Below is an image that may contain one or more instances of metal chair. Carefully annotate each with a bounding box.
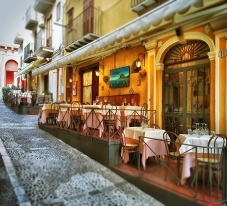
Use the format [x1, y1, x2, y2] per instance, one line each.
[46, 103, 59, 125]
[101, 102, 118, 139]
[130, 103, 148, 127]
[192, 134, 227, 193]
[70, 101, 83, 131]
[163, 131, 184, 180]
[118, 127, 139, 164]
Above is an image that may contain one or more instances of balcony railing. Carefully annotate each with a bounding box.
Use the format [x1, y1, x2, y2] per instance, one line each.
[64, 7, 101, 52]
[34, 29, 54, 57]
[23, 43, 37, 63]
[25, 6, 38, 30]
[35, 30, 45, 51]
[34, 0, 55, 14]
[131, 0, 161, 13]
[131, 0, 146, 7]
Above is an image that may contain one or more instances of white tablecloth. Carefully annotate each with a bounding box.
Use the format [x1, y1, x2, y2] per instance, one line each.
[179, 134, 213, 184]
[179, 134, 212, 154]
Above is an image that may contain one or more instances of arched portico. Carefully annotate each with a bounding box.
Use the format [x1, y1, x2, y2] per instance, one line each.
[155, 32, 215, 132]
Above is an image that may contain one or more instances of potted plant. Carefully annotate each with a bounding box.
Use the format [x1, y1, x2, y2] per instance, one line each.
[2, 87, 11, 102]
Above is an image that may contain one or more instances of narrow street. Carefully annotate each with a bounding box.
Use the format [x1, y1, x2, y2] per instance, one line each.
[0, 100, 163, 206]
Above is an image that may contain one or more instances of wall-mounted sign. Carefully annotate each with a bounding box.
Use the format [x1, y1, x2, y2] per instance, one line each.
[218, 49, 227, 58]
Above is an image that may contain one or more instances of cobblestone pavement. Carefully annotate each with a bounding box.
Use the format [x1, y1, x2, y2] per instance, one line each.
[0, 101, 164, 206]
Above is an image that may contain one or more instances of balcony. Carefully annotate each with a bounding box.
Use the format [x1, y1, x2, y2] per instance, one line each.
[64, 7, 101, 53]
[25, 6, 38, 30]
[34, 30, 54, 58]
[34, 0, 56, 14]
[13, 34, 24, 45]
[131, 0, 160, 13]
[23, 43, 37, 63]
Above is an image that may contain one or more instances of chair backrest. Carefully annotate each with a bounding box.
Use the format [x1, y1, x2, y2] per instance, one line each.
[71, 101, 83, 116]
[37, 96, 45, 104]
[51, 102, 59, 112]
[149, 124, 160, 129]
[102, 101, 115, 106]
[71, 101, 82, 107]
[163, 131, 181, 155]
[118, 127, 126, 147]
[101, 104, 118, 120]
[207, 134, 227, 161]
[208, 134, 227, 147]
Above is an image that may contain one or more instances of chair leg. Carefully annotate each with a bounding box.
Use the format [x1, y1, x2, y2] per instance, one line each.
[177, 158, 181, 177]
[208, 165, 213, 198]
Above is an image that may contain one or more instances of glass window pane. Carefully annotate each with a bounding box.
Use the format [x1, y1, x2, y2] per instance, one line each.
[83, 71, 92, 86]
[83, 86, 92, 104]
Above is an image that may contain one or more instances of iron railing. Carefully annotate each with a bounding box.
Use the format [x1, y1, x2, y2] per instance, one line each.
[131, 0, 145, 7]
[137, 136, 227, 205]
[64, 6, 102, 47]
[35, 29, 51, 51]
[39, 104, 156, 142]
[24, 43, 35, 61]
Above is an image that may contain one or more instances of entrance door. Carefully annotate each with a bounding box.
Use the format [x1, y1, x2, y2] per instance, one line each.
[80, 64, 99, 104]
[162, 40, 210, 134]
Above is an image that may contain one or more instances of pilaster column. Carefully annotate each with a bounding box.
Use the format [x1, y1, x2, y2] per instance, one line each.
[208, 51, 215, 132]
[144, 40, 158, 124]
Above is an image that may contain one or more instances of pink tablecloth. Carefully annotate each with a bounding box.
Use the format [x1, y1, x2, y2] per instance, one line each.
[57, 104, 71, 127]
[83, 112, 104, 137]
[123, 106, 142, 127]
[83, 105, 121, 138]
[123, 127, 166, 169]
[39, 104, 57, 124]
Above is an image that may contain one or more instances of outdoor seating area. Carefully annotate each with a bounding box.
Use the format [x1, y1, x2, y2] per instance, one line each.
[113, 133, 226, 205]
[37, 101, 227, 205]
[38, 101, 156, 139]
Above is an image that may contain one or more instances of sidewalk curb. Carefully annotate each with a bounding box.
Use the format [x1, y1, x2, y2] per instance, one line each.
[0, 139, 31, 206]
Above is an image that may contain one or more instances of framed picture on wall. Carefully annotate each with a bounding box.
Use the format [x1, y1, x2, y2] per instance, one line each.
[109, 66, 130, 88]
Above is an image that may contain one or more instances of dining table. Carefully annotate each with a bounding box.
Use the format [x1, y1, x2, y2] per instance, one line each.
[38, 103, 59, 124]
[57, 104, 72, 128]
[18, 92, 32, 104]
[12, 92, 32, 105]
[179, 134, 213, 184]
[123, 127, 166, 169]
[82, 105, 121, 137]
[123, 106, 143, 127]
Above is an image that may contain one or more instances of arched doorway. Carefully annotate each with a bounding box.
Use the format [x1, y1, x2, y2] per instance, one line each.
[162, 40, 210, 134]
[5, 60, 18, 87]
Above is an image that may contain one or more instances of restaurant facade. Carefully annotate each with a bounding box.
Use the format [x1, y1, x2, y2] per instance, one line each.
[13, 0, 227, 135]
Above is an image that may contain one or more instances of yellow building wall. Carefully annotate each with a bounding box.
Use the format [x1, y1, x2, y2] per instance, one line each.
[219, 36, 226, 134]
[95, 0, 137, 35]
[98, 46, 147, 106]
[71, 45, 148, 106]
[64, 0, 137, 36]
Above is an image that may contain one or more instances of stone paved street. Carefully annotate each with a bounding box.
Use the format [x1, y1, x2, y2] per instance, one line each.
[0, 101, 164, 206]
